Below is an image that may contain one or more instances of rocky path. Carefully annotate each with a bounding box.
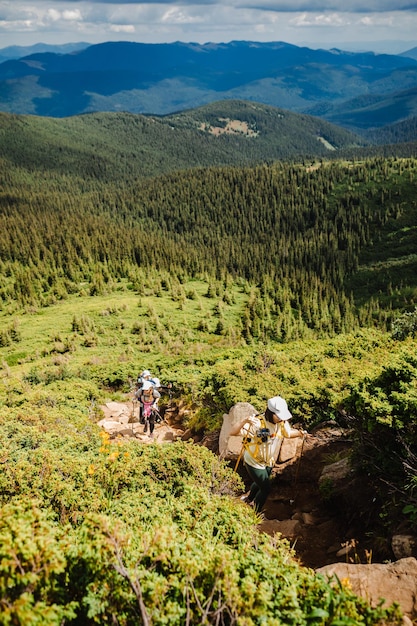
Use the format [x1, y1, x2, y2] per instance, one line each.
[98, 399, 185, 443]
[257, 426, 357, 569]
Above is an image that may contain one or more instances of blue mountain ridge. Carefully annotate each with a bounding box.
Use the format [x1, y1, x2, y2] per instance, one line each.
[0, 40, 416, 131]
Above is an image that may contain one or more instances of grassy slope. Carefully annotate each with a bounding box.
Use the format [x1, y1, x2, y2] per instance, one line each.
[1, 280, 412, 431]
[0, 279, 248, 396]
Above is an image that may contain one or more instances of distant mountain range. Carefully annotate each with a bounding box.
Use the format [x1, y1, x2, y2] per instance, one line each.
[0, 42, 90, 64]
[1, 40, 417, 136]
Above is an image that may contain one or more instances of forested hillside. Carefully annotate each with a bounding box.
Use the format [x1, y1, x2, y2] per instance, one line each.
[1, 116, 417, 338]
[0, 104, 365, 178]
[363, 115, 417, 144]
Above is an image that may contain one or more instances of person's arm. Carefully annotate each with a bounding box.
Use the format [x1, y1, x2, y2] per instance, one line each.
[229, 415, 259, 436]
[152, 389, 161, 405]
[282, 420, 306, 438]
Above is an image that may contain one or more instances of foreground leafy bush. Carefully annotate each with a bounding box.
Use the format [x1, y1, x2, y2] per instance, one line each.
[0, 436, 403, 625]
[391, 306, 417, 340]
[61, 513, 402, 626]
[0, 502, 77, 625]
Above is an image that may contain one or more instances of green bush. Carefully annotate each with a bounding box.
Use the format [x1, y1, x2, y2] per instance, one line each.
[0, 448, 403, 625]
[345, 351, 417, 530]
[391, 307, 417, 340]
[0, 501, 77, 625]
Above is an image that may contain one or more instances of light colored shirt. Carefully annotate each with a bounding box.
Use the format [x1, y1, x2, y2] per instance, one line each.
[240, 415, 296, 469]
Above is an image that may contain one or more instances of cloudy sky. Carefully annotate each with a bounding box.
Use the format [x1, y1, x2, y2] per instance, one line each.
[1, 0, 417, 54]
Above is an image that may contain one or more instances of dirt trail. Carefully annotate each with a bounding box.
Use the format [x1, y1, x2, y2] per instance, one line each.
[212, 424, 377, 569]
[258, 428, 359, 569]
[98, 398, 185, 443]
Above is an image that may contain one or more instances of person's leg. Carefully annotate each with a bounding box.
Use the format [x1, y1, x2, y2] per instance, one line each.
[247, 479, 259, 502]
[143, 403, 152, 433]
[245, 464, 272, 512]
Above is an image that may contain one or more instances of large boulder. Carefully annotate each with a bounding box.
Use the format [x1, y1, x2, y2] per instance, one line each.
[318, 456, 353, 488]
[317, 557, 417, 620]
[279, 437, 301, 462]
[219, 402, 257, 460]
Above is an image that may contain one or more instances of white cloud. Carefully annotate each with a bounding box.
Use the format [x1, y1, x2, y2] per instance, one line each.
[0, 0, 415, 52]
[162, 8, 204, 24]
[359, 15, 394, 26]
[62, 9, 83, 19]
[109, 23, 135, 30]
[290, 12, 347, 27]
[46, 9, 62, 22]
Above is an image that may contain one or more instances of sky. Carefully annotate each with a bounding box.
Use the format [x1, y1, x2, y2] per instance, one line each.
[1, 0, 417, 55]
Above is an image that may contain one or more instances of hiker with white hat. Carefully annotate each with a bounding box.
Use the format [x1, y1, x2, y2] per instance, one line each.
[230, 396, 307, 512]
[135, 380, 161, 437]
[137, 369, 152, 386]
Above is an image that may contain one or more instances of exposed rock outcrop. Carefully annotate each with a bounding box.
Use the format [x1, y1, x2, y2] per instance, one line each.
[98, 400, 183, 442]
[317, 557, 417, 622]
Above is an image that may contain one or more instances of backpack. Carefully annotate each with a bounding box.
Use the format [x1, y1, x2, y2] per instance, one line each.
[142, 389, 154, 404]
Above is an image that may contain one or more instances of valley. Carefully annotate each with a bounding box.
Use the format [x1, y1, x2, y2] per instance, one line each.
[1, 99, 417, 623]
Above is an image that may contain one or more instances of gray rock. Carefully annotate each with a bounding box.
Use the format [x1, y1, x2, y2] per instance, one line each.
[258, 518, 302, 539]
[218, 402, 258, 460]
[392, 534, 417, 559]
[219, 402, 302, 464]
[319, 456, 352, 487]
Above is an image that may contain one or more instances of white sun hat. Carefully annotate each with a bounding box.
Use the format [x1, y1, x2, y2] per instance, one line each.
[141, 380, 153, 391]
[267, 396, 292, 421]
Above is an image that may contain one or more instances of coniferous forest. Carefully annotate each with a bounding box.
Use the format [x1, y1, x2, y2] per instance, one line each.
[1, 107, 417, 625]
[2, 133, 417, 337]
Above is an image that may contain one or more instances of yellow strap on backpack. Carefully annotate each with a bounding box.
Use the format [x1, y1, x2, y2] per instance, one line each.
[234, 413, 274, 470]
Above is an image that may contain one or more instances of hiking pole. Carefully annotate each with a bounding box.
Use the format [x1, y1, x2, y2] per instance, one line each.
[131, 399, 136, 435]
[234, 444, 244, 471]
[234, 443, 245, 472]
